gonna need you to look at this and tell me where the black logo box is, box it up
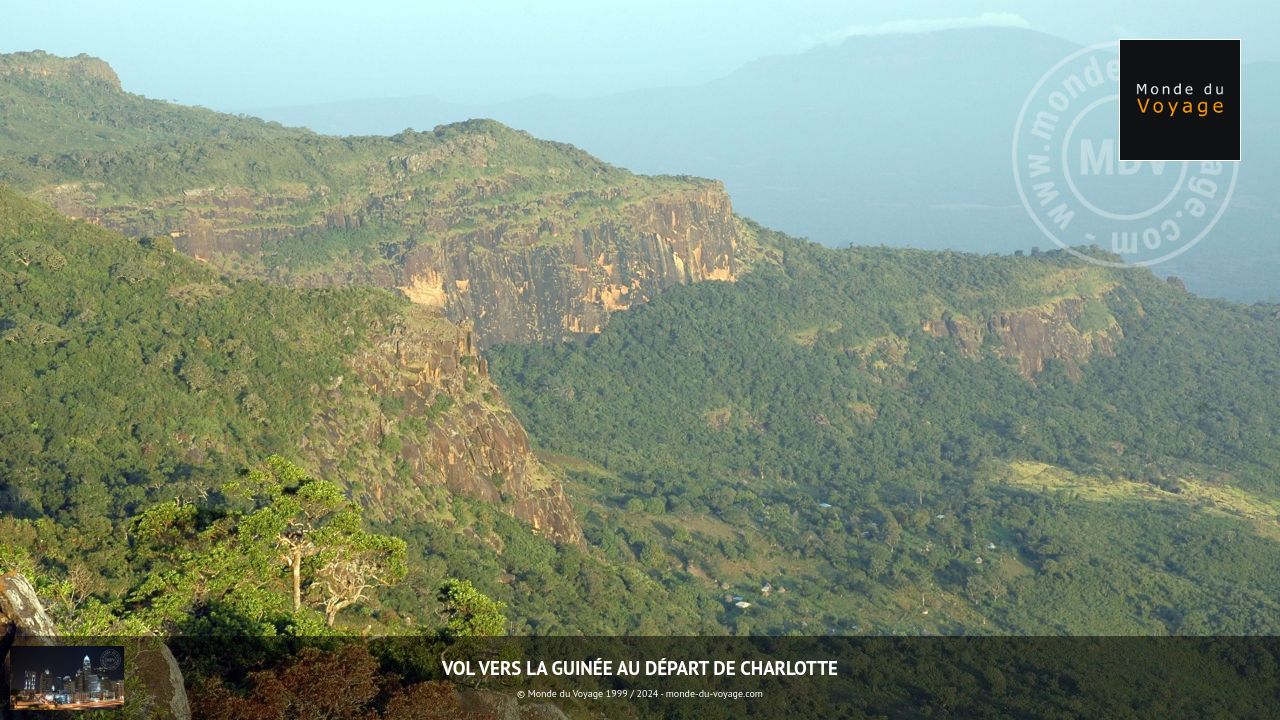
[1120,39,1241,161]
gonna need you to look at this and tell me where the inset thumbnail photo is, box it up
[9,645,125,712]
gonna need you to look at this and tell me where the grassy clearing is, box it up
[1003,460,1280,540]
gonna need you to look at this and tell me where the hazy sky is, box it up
[1,1,1275,110]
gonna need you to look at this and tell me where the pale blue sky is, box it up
[1,1,1274,109]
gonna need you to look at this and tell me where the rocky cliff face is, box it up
[0,574,56,638]
[301,306,582,544]
[42,177,743,348]
[10,60,749,349]
[924,295,1123,379]
[399,183,740,345]
[0,50,121,89]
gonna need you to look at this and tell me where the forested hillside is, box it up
[0,51,747,347]
[6,185,1278,638]
[491,226,1280,634]
[256,28,1280,303]
[0,186,725,636]
[3,48,1279,642]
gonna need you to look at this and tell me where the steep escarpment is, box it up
[0,185,578,545]
[0,50,120,89]
[0,53,749,347]
[743,227,1128,381]
[398,182,739,344]
[304,306,581,543]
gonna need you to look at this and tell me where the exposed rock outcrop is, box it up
[925,295,1122,379]
[0,574,55,639]
[43,179,743,348]
[922,314,984,358]
[987,297,1120,378]
[403,183,740,345]
[128,644,192,720]
[0,50,121,89]
[28,117,746,348]
[302,306,582,544]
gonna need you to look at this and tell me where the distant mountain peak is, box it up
[783,24,1079,67]
[0,50,121,90]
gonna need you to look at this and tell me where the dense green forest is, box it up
[0,51,638,199]
[0,186,396,519]
[5,182,1280,638]
[491,226,1280,634]
[3,48,1280,641]
[0,50,702,276]
[0,186,724,636]
[1,50,745,353]
[4,41,1280,720]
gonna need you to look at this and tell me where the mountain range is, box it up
[1,49,1278,641]
[0,50,744,348]
[255,28,1280,304]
